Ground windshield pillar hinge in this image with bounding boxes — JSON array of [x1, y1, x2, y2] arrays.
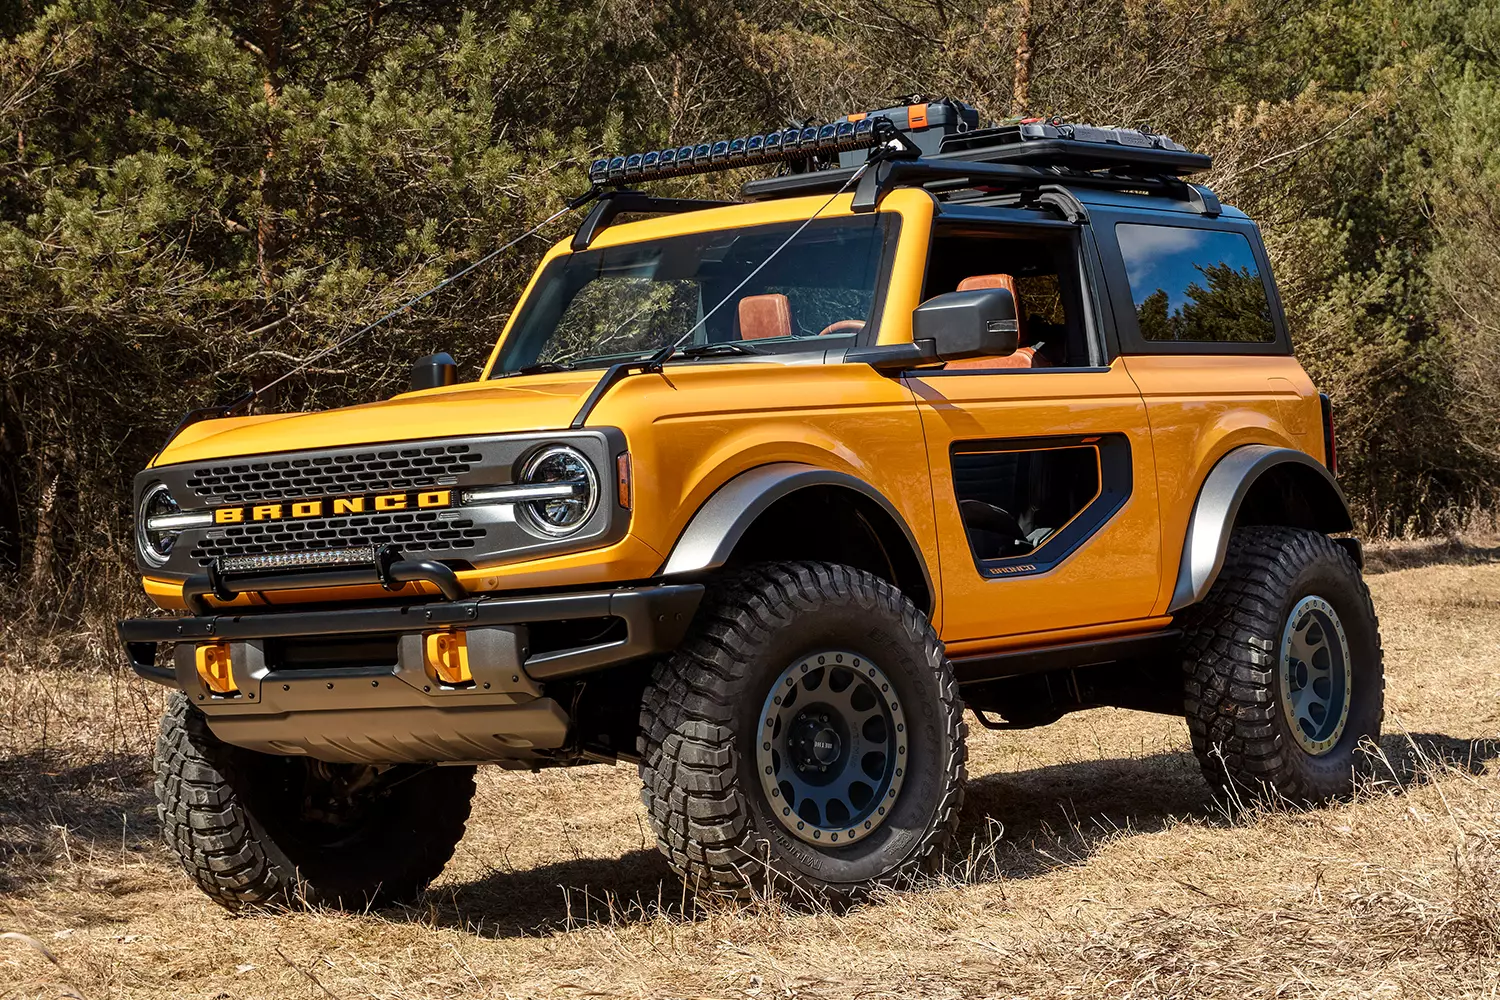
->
[[570, 361, 659, 429], [571, 191, 735, 251]]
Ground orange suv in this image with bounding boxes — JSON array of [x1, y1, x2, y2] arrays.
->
[[124, 102, 1381, 909]]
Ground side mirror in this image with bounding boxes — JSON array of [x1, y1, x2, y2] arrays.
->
[[911, 288, 1020, 361], [409, 352, 458, 392]]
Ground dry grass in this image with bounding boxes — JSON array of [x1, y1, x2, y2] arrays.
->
[[3, 540, 1500, 998]]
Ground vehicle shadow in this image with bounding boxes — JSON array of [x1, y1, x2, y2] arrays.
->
[[407, 730, 1499, 938], [1363, 537, 1500, 575]]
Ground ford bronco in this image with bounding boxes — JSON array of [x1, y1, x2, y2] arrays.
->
[[122, 102, 1382, 909]]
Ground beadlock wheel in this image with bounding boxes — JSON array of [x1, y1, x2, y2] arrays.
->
[[755, 651, 908, 847], [637, 562, 967, 900], [1278, 595, 1352, 756], [1180, 526, 1384, 802]]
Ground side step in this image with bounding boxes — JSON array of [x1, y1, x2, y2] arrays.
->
[[950, 629, 1182, 686]]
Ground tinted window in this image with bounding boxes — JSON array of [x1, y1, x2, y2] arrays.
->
[[1116, 224, 1275, 343]]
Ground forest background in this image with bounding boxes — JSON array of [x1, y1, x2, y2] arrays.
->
[[2, 0, 1498, 627]]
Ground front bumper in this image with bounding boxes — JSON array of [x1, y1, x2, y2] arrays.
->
[[118, 583, 703, 764]]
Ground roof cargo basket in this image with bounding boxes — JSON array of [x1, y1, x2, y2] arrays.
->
[[934, 120, 1209, 175], [833, 98, 981, 166]]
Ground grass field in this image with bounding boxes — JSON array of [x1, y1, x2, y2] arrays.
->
[[3, 539, 1498, 998]]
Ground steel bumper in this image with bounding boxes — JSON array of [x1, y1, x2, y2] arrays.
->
[[116, 583, 704, 764]]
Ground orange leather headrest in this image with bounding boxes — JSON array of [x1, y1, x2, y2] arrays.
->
[[956, 273, 1027, 341], [738, 293, 792, 340], [956, 272, 1017, 294]]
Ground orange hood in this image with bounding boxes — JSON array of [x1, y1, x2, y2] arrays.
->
[[153, 373, 605, 467]]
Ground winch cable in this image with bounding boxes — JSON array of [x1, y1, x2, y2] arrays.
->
[[569, 157, 875, 429], [154, 189, 599, 461], [254, 196, 595, 401]]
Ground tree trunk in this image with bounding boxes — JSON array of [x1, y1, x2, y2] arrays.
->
[[1011, 0, 1033, 117], [256, 0, 284, 292], [27, 452, 57, 599]]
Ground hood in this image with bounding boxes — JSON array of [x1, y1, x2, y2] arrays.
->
[[154, 372, 605, 467]]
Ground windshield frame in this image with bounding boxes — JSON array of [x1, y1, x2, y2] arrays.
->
[[480, 193, 923, 379]]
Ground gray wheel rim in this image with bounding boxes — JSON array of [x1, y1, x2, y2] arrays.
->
[[755, 651, 908, 847], [1278, 595, 1352, 756]]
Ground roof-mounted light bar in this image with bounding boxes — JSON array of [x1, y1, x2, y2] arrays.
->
[[588, 117, 884, 187]]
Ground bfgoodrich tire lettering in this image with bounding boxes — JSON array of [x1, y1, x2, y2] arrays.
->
[[154, 692, 475, 910], [638, 562, 967, 899], [1180, 526, 1384, 801]]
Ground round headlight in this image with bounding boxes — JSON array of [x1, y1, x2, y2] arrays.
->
[[137, 483, 181, 566], [519, 445, 598, 536]]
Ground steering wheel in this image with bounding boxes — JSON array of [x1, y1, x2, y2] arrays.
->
[[817, 319, 866, 337]]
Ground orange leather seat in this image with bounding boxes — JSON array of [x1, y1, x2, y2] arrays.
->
[[738, 294, 793, 340], [945, 273, 1048, 370]]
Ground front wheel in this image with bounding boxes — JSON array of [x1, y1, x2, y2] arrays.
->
[[1181, 526, 1384, 802], [638, 562, 967, 901], [154, 693, 476, 910]]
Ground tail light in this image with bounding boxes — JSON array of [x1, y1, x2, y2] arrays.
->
[[1319, 393, 1337, 476]]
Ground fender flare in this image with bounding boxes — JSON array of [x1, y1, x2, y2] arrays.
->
[[660, 462, 935, 603], [1168, 445, 1353, 612]]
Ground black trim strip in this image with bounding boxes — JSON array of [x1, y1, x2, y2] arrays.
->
[[912, 365, 1111, 377], [950, 432, 1132, 580], [951, 629, 1181, 685]]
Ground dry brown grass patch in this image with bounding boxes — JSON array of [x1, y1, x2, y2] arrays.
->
[[2, 555, 1499, 997]]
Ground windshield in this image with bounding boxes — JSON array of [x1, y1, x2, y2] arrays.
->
[[490, 215, 899, 375]]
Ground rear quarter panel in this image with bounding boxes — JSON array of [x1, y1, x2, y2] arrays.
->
[[1125, 354, 1326, 615]]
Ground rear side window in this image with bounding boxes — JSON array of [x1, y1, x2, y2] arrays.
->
[[1116, 224, 1275, 344]]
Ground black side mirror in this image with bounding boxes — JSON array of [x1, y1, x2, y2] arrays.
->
[[409, 352, 458, 392], [911, 288, 1020, 361]]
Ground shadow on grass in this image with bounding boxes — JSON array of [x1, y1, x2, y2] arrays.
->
[[0, 749, 158, 896], [1363, 537, 1500, 575], [405, 730, 1500, 938], [6, 726, 1490, 936]]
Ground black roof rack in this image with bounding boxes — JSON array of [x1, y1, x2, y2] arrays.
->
[[587, 99, 1217, 217], [744, 155, 1218, 216]]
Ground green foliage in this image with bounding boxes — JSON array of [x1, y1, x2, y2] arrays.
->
[[1136, 265, 1277, 344], [1, 0, 1497, 609]]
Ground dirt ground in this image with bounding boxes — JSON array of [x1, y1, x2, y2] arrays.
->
[[3, 538, 1499, 999]]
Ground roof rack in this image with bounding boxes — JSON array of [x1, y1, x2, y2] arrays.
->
[[587, 99, 1216, 216]]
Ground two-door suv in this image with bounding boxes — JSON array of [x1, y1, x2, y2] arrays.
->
[[123, 101, 1382, 909]]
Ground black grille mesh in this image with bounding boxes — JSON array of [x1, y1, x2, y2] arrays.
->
[[186, 444, 477, 505], [191, 511, 487, 565]]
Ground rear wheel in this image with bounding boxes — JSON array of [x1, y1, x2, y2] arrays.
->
[[154, 693, 475, 910], [638, 562, 966, 901], [1181, 526, 1384, 801]]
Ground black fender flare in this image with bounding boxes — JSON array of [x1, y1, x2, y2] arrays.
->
[[659, 462, 935, 604], [1168, 445, 1354, 612]]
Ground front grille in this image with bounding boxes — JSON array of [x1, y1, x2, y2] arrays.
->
[[142, 430, 625, 579], [191, 510, 487, 566], [186, 444, 478, 505]]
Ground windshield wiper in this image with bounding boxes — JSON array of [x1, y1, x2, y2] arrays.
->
[[502, 361, 574, 377], [671, 342, 764, 359]]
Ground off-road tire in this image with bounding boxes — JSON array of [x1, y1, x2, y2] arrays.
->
[[638, 562, 967, 901], [1181, 526, 1384, 802], [154, 692, 476, 910]]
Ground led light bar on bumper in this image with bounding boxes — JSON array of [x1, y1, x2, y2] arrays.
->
[[132, 431, 630, 580], [218, 547, 381, 574]]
